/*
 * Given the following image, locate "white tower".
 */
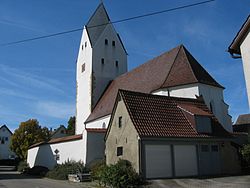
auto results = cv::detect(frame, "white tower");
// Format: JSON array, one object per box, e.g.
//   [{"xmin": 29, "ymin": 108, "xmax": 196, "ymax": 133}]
[{"xmin": 76, "ymin": 3, "xmax": 127, "ymax": 134}]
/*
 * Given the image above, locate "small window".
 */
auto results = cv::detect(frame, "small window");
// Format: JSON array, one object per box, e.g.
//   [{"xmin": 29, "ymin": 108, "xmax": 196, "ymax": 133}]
[
  {"xmin": 118, "ymin": 116, "xmax": 122, "ymax": 128},
  {"xmin": 115, "ymin": 61, "xmax": 118, "ymax": 67},
  {"xmin": 101, "ymin": 58, "xmax": 105, "ymax": 65},
  {"xmin": 85, "ymin": 41, "xmax": 87, "ymax": 47},
  {"xmin": 117, "ymin": 147, "xmax": 123, "ymax": 156},
  {"xmin": 60, "ymin": 130, "xmax": 65, "ymax": 134},
  {"xmin": 54, "ymin": 154, "xmax": 60, "ymax": 161},
  {"xmin": 81, "ymin": 63, "xmax": 85, "ymax": 73},
  {"xmin": 5, "ymin": 137, "xmax": 8, "ymax": 141},
  {"xmin": 82, "ymin": 45, "xmax": 84, "ymax": 50},
  {"xmin": 1, "ymin": 139, "xmax": 4, "ymax": 144},
  {"xmin": 2, "ymin": 128, "xmax": 5, "ymax": 132},
  {"xmin": 201, "ymin": 145, "xmax": 209, "ymax": 152},
  {"xmin": 102, "ymin": 122, "xmax": 106, "ymax": 128},
  {"xmin": 211, "ymin": 145, "xmax": 219, "ymax": 152},
  {"xmin": 105, "ymin": 39, "xmax": 108, "ymax": 45},
  {"xmin": 210, "ymin": 102, "xmax": 213, "ymax": 113},
  {"xmin": 112, "ymin": 41, "xmax": 116, "ymax": 46}
]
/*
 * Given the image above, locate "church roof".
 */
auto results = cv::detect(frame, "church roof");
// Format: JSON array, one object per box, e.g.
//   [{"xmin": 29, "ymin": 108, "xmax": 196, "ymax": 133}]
[
  {"xmin": 86, "ymin": 45, "xmax": 223, "ymax": 123},
  {"xmin": 106, "ymin": 90, "xmax": 230, "ymax": 138},
  {"xmin": 235, "ymin": 114, "xmax": 250, "ymax": 125},
  {"xmin": 86, "ymin": 3, "xmax": 110, "ymax": 46}
]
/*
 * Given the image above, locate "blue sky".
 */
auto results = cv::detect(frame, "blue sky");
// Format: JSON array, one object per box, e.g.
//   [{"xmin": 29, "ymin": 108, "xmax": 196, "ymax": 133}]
[{"xmin": 0, "ymin": 0, "xmax": 249, "ymax": 131}]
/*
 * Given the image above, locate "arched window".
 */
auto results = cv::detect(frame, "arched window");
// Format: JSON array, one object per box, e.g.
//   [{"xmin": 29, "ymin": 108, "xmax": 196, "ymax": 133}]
[{"xmin": 102, "ymin": 122, "xmax": 106, "ymax": 128}]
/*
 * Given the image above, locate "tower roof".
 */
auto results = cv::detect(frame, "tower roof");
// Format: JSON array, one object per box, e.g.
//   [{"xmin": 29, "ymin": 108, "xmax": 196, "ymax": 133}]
[
  {"xmin": 86, "ymin": 45, "xmax": 223, "ymax": 123},
  {"xmin": 86, "ymin": 3, "xmax": 110, "ymax": 46}
]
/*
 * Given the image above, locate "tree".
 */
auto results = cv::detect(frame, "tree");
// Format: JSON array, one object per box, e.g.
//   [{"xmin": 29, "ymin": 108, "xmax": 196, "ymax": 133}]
[
  {"xmin": 241, "ymin": 144, "xmax": 250, "ymax": 166},
  {"xmin": 67, "ymin": 116, "xmax": 75, "ymax": 135},
  {"xmin": 10, "ymin": 119, "xmax": 50, "ymax": 160}
]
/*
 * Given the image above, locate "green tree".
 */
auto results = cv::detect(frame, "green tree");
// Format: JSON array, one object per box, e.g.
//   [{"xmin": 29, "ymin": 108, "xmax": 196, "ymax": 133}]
[
  {"xmin": 10, "ymin": 119, "xmax": 49, "ymax": 160},
  {"xmin": 241, "ymin": 144, "xmax": 250, "ymax": 166},
  {"xmin": 67, "ymin": 116, "xmax": 75, "ymax": 135}
]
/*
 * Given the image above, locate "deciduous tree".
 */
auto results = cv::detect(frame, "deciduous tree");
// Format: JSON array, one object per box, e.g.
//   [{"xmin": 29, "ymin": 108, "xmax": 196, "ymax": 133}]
[{"xmin": 10, "ymin": 119, "xmax": 49, "ymax": 160}]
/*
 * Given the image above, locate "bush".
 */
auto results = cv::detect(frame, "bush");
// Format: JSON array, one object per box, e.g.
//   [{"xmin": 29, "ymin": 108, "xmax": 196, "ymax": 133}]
[
  {"xmin": 240, "ymin": 144, "xmax": 250, "ymax": 166},
  {"xmin": 46, "ymin": 160, "xmax": 86, "ymax": 180},
  {"xmin": 17, "ymin": 161, "xmax": 30, "ymax": 173},
  {"xmin": 92, "ymin": 159, "xmax": 142, "ymax": 188},
  {"xmin": 27, "ymin": 166, "xmax": 49, "ymax": 176}
]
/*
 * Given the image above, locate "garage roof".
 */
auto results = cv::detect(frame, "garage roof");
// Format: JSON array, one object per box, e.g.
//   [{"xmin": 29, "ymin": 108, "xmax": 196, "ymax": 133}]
[{"xmin": 117, "ymin": 90, "xmax": 230, "ymax": 138}]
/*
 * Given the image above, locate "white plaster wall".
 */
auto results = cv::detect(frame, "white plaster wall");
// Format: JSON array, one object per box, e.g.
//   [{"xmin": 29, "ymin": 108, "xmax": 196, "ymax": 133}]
[
  {"xmin": 92, "ymin": 24, "xmax": 127, "ymax": 107},
  {"xmin": 27, "ymin": 136, "xmax": 87, "ymax": 169},
  {"xmin": 198, "ymin": 84, "xmax": 232, "ymax": 131},
  {"xmin": 76, "ymin": 28, "xmax": 93, "ymax": 134},
  {"xmin": 240, "ymin": 31, "xmax": 250, "ymax": 108},
  {"xmin": 0, "ymin": 128, "xmax": 15, "ymax": 159},
  {"xmin": 152, "ymin": 84, "xmax": 199, "ymax": 99},
  {"xmin": 85, "ymin": 115, "xmax": 110, "ymax": 129},
  {"xmin": 86, "ymin": 132, "xmax": 105, "ymax": 165}
]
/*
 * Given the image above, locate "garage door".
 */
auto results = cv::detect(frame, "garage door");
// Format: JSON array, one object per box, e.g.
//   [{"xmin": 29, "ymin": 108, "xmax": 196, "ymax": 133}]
[
  {"xmin": 145, "ymin": 145, "xmax": 172, "ymax": 178},
  {"xmin": 174, "ymin": 145, "xmax": 198, "ymax": 177}
]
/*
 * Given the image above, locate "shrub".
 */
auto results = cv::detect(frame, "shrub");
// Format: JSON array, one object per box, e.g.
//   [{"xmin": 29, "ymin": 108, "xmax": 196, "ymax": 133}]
[
  {"xmin": 27, "ymin": 166, "xmax": 49, "ymax": 176},
  {"xmin": 91, "ymin": 159, "xmax": 142, "ymax": 188},
  {"xmin": 46, "ymin": 160, "xmax": 86, "ymax": 180},
  {"xmin": 240, "ymin": 144, "xmax": 250, "ymax": 166},
  {"xmin": 17, "ymin": 161, "xmax": 30, "ymax": 173}
]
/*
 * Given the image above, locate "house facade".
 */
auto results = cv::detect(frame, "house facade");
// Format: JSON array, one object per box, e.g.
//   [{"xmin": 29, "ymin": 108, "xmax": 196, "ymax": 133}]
[
  {"xmin": 27, "ymin": 3, "xmax": 235, "ymax": 174},
  {"xmin": 105, "ymin": 90, "xmax": 240, "ymax": 179},
  {"xmin": 228, "ymin": 15, "xmax": 250, "ymax": 108},
  {"xmin": 0, "ymin": 125, "xmax": 15, "ymax": 160}
]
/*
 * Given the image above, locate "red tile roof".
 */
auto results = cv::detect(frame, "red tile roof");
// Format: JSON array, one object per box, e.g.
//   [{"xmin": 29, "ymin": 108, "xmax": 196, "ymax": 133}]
[
  {"xmin": 86, "ymin": 128, "xmax": 107, "ymax": 133},
  {"xmin": 118, "ymin": 90, "xmax": 230, "ymax": 138},
  {"xmin": 86, "ymin": 45, "xmax": 223, "ymax": 123},
  {"xmin": 29, "ymin": 134, "xmax": 82, "ymax": 149}
]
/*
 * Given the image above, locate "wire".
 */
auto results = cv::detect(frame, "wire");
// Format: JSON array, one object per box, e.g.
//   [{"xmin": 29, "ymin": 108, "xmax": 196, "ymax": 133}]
[{"xmin": 1, "ymin": 0, "xmax": 215, "ymax": 46}]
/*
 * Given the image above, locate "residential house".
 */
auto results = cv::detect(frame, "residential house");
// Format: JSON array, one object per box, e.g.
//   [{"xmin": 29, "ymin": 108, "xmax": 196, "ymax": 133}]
[
  {"xmin": 0, "ymin": 125, "xmax": 15, "ymax": 159},
  {"xmin": 105, "ymin": 90, "xmax": 240, "ymax": 179},
  {"xmin": 228, "ymin": 15, "xmax": 250, "ymax": 108}
]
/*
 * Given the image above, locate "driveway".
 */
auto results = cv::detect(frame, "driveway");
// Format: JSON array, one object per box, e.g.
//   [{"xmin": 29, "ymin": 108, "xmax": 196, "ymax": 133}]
[{"xmin": 148, "ymin": 176, "xmax": 250, "ymax": 188}]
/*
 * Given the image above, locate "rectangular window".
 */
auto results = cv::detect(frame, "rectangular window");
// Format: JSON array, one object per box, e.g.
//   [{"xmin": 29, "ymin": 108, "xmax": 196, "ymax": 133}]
[
  {"xmin": 117, "ymin": 147, "xmax": 123, "ymax": 156},
  {"xmin": 211, "ymin": 145, "xmax": 219, "ymax": 152},
  {"xmin": 85, "ymin": 41, "xmax": 87, "ymax": 47},
  {"xmin": 115, "ymin": 60, "xmax": 118, "ymax": 67},
  {"xmin": 81, "ymin": 63, "xmax": 85, "ymax": 73},
  {"xmin": 201, "ymin": 145, "xmax": 209, "ymax": 152},
  {"xmin": 118, "ymin": 116, "xmax": 122, "ymax": 128},
  {"xmin": 112, "ymin": 41, "xmax": 116, "ymax": 46},
  {"xmin": 101, "ymin": 58, "xmax": 104, "ymax": 65},
  {"xmin": 5, "ymin": 137, "xmax": 8, "ymax": 141},
  {"xmin": 105, "ymin": 39, "xmax": 108, "ymax": 45}
]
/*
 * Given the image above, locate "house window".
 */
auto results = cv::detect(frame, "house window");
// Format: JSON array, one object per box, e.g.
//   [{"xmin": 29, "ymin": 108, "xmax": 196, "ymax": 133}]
[
  {"xmin": 81, "ymin": 63, "xmax": 85, "ymax": 73},
  {"xmin": 101, "ymin": 58, "xmax": 105, "ymax": 65},
  {"xmin": 117, "ymin": 147, "xmax": 123, "ymax": 156},
  {"xmin": 5, "ymin": 137, "xmax": 8, "ymax": 141},
  {"xmin": 1, "ymin": 139, "xmax": 4, "ymax": 144},
  {"xmin": 115, "ymin": 61, "xmax": 118, "ymax": 67},
  {"xmin": 201, "ymin": 145, "xmax": 209, "ymax": 152},
  {"xmin": 118, "ymin": 116, "xmax": 122, "ymax": 128},
  {"xmin": 112, "ymin": 41, "xmax": 116, "ymax": 47},
  {"xmin": 82, "ymin": 45, "xmax": 84, "ymax": 50},
  {"xmin": 211, "ymin": 145, "xmax": 219, "ymax": 152},
  {"xmin": 210, "ymin": 102, "xmax": 213, "ymax": 113},
  {"xmin": 85, "ymin": 41, "xmax": 87, "ymax": 47},
  {"xmin": 60, "ymin": 130, "xmax": 65, "ymax": 134},
  {"xmin": 105, "ymin": 39, "xmax": 108, "ymax": 45}
]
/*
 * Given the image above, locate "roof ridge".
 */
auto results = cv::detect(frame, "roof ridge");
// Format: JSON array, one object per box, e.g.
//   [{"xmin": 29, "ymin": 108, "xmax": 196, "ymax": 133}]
[{"xmin": 158, "ymin": 44, "xmax": 183, "ymax": 89}]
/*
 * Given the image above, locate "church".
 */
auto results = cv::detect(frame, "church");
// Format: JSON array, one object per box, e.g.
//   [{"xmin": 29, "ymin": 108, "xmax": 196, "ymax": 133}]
[{"xmin": 27, "ymin": 3, "xmax": 240, "ymax": 178}]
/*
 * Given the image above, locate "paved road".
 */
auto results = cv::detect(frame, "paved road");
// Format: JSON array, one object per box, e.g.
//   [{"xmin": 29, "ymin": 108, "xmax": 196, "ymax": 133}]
[
  {"xmin": 0, "ymin": 168, "xmax": 95, "ymax": 188},
  {"xmin": 1, "ymin": 166, "xmax": 250, "ymax": 188}
]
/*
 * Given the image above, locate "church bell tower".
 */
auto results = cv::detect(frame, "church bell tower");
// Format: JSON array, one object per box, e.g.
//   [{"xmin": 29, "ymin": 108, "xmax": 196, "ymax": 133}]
[{"xmin": 75, "ymin": 3, "xmax": 128, "ymax": 134}]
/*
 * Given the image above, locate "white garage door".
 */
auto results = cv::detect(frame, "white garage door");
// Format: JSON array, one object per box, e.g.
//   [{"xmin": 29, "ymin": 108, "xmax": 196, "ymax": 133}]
[
  {"xmin": 174, "ymin": 145, "xmax": 198, "ymax": 177},
  {"xmin": 145, "ymin": 145, "xmax": 172, "ymax": 178}
]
